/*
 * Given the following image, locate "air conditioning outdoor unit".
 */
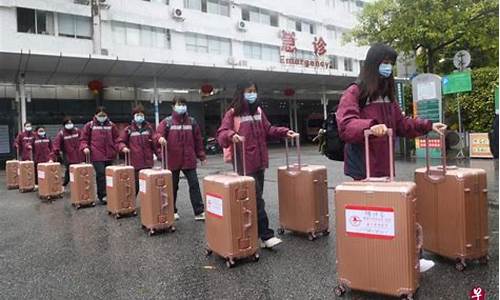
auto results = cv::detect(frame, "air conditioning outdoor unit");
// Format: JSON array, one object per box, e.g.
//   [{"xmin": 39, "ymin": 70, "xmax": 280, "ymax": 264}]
[
  {"xmin": 74, "ymin": 0, "xmax": 90, "ymax": 4},
  {"xmin": 237, "ymin": 20, "xmax": 248, "ymax": 31},
  {"xmin": 101, "ymin": 48, "xmax": 109, "ymax": 56},
  {"xmin": 172, "ymin": 7, "xmax": 185, "ymax": 20}
]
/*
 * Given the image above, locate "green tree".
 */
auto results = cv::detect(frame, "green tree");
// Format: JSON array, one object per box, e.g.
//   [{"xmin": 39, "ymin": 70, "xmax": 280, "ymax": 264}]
[
  {"xmin": 445, "ymin": 66, "xmax": 498, "ymax": 132},
  {"xmin": 345, "ymin": 0, "xmax": 499, "ymax": 73}
]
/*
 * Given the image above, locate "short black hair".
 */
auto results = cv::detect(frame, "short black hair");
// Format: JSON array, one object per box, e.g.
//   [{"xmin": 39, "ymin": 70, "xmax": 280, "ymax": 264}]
[
  {"xmin": 63, "ymin": 116, "xmax": 73, "ymax": 125},
  {"xmin": 24, "ymin": 121, "xmax": 31, "ymax": 126},
  {"xmin": 95, "ymin": 106, "xmax": 107, "ymax": 114},
  {"xmin": 132, "ymin": 104, "xmax": 145, "ymax": 114},
  {"xmin": 172, "ymin": 97, "xmax": 187, "ymax": 106},
  {"xmin": 35, "ymin": 126, "xmax": 45, "ymax": 131}
]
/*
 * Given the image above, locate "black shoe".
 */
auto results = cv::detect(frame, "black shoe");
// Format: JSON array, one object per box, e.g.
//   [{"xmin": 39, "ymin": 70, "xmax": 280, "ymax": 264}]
[{"xmin": 99, "ymin": 199, "xmax": 107, "ymax": 205}]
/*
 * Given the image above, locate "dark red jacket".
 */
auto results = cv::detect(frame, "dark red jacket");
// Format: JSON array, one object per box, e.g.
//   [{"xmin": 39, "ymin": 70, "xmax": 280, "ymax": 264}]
[
  {"xmin": 14, "ymin": 131, "xmax": 35, "ymax": 161},
  {"xmin": 52, "ymin": 128, "xmax": 85, "ymax": 164},
  {"xmin": 336, "ymin": 84, "xmax": 432, "ymax": 179},
  {"xmin": 33, "ymin": 134, "xmax": 53, "ymax": 164},
  {"xmin": 156, "ymin": 112, "xmax": 206, "ymax": 171},
  {"xmin": 79, "ymin": 118, "xmax": 119, "ymax": 162},
  {"xmin": 217, "ymin": 102, "xmax": 289, "ymax": 175},
  {"xmin": 118, "ymin": 121, "xmax": 158, "ymax": 170}
]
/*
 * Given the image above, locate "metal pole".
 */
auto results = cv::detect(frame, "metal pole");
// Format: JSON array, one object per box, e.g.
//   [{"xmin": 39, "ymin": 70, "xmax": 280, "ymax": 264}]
[
  {"xmin": 19, "ymin": 77, "xmax": 27, "ymax": 127},
  {"xmin": 322, "ymin": 92, "xmax": 328, "ymax": 120},
  {"xmin": 456, "ymin": 94, "xmax": 465, "ymax": 159},
  {"xmin": 153, "ymin": 77, "xmax": 159, "ymax": 127},
  {"xmin": 293, "ymin": 99, "xmax": 298, "ymax": 145},
  {"xmin": 91, "ymin": 0, "xmax": 102, "ymax": 55}
]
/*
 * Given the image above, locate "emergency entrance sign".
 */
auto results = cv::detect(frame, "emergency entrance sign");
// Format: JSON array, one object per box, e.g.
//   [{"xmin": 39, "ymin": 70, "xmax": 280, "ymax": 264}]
[
  {"xmin": 206, "ymin": 193, "xmax": 223, "ymax": 218},
  {"xmin": 345, "ymin": 205, "xmax": 395, "ymax": 239}
]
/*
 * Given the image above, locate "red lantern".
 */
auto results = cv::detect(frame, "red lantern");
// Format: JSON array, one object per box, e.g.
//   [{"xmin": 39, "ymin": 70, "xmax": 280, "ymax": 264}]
[
  {"xmin": 284, "ymin": 88, "xmax": 295, "ymax": 97},
  {"xmin": 201, "ymin": 84, "xmax": 214, "ymax": 95},
  {"xmin": 88, "ymin": 80, "xmax": 103, "ymax": 95}
]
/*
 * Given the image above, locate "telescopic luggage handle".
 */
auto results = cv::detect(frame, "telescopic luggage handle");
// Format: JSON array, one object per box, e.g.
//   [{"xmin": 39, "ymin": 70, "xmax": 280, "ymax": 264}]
[
  {"xmin": 424, "ymin": 134, "xmax": 447, "ymax": 182},
  {"xmin": 85, "ymin": 151, "xmax": 90, "ymax": 164},
  {"xmin": 124, "ymin": 151, "xmax": 131, "ymax": 166},
  {"xmin": 285, "ymin": 134, "xmax": 301, "ymax": 170},
  {"xmin": 233, "ymin": 140, "xmax": 246, "ymax": 176},
  {"xmin": 364, "ymin": 128, "xmax": 394, "ymax": 181},
  {"xmin": 160, "ymin": 143, "xmax": 167, "ymax": 170}
]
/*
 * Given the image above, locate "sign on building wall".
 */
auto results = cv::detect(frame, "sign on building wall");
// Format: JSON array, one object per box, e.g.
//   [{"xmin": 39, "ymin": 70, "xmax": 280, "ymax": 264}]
[{"xmin": 279, "ymin": 31, "xmax": 331, "ymax": 69}]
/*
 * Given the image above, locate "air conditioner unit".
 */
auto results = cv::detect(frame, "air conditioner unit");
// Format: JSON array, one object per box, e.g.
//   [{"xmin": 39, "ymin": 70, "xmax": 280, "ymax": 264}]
[
  {"xmin": 237, "ymin": 20, "xmax": 248, "ymax": 32},
  {"xmin": 172, "ymin": 7, "xmax": 185, "ymax": 20},
  {"xmin": 101, "ymin": 48, "xmax": 109, "ymax": 56},
  {"xmin": 74, "ymin": 0, "xmax": 89, "ymax": 4}
]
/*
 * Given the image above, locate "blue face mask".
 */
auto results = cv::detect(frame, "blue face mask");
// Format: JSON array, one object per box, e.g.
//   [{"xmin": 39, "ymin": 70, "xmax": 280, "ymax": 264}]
[
  {"xmin": 378, "ymin": 63, "xmax": 393, "ymax": 78},
  {"xmin": 244, "ymin": 92, "xmax": 258, "ymax": 104},
  {"xmin": 134, "ymin": 114, "xmax": 145, "ymax": 124},
  {"xmin": 174, "ymin": 105, "xmax": 187, "ymax": 114}
]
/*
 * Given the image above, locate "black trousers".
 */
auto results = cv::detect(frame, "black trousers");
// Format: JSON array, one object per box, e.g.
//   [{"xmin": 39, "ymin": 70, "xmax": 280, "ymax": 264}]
[
  {"xmin": 248, "ymin": 169, "xmax": 274, "ymax": 241},
  {"xmin": 63, "ymin": 162, "xmax": 70, "ymax": 186},
  {"xmin": 172, "ymin": 169, "xmax": 204, "ymax": 215},
  {"xmin": 92, "ymin": 161, "xmax": 112, "ymax": 201}
]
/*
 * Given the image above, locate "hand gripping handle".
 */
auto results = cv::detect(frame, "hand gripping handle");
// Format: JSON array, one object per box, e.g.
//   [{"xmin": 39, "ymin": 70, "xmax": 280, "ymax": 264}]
[{"xmin": 363, "ymin": 128, "xmax": 394, "ymax": 181}]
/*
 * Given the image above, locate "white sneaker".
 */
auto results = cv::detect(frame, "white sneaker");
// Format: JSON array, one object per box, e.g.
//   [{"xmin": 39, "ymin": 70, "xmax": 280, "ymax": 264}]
[
  {"xmin": 194, "ymin": 212, "xmax": 205, "ymax": 221},
  {"xmin": 260, "ymin": 237, "xmax": 283, "ymax": 249},
  {"xmin": 419, "ymin": 259, "xmax": 435, "ymax": 272},
  {"xmin": 174, "ymin": 213, "xmax": 180, "ymax": 220}
]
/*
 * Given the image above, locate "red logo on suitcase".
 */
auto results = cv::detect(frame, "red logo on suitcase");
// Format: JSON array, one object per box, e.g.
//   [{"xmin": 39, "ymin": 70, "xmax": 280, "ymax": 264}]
[{"xmin": 469, "ymin": 287, "xmax": 485, "ymax": 300}]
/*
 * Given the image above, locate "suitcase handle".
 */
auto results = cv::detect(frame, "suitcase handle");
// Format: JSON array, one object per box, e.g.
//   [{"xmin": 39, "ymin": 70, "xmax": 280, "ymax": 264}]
[
  {"xmin": 124, "ymin": 151, "xmax": 131, "ymax": 166},
  {"xmin": 85, "ymin": 152, "xmax": 90, "ymax": 164},
  {"xmin": 285, "ymin": 134, "xmax": 301, "ymax": 170},
  {"xmin": 233, "ymin": 140, "xmax": 246, "ymax": 176},
  {"xmin": 363, "ymin": 128, "xmax": 394, "ymax": 181},
  {"xmin": 160, "ymin": 143, "xmax": 167, "ymax": 170},
  {"xmin": 424, "ymin": 134, "xmax": 447, "ymax": 182}
]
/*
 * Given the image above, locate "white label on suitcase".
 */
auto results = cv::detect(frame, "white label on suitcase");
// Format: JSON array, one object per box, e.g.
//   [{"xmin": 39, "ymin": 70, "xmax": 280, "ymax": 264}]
[
  {"xmin": 70, "ymin": 172, "xmax": 74, "ymax": 182},
  {"xmin": 206, "ymin": 193, "xmax": 223, "ymax": 218},
  {"xmin": 345, "ymin": 205, "xmax": 395, "ymax": 239},
  {"xmin": 139, "ymin": 179, "xmax": 146, "ymax": 193},
  {"xmin": 38, "ymin": 171, "xmax": 45, "ymax": 179},
  {"xmin": 106, "ymin": 176, "xmax": 113, "ymax": 188}
]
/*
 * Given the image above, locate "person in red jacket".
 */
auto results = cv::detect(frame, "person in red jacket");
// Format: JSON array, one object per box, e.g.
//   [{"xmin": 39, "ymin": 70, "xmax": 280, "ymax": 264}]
[
  {"xmin": 33, "ymin": 126, "xmax": 53, "ymax": 184},
  {"xmin": 118, "ymin": 104, "xmax": 158, "ymax": 195},
  {"xmin": 14, "ymin": 121, "xmax": 35, "ymax": 161},
  {"xmin": 157, "ymin": 97, "xmax": 206, "ymax": 221},
  {"xmin": 336, "ymin": 43, "xmax": 447, "ymax": 180},
  {"xmin": 217, "ymin": 81, "xmax": 298, "ymax": 249},
  {"xmin": 52, "ymin": 117, "xmax": 85, "ymax": 186},
  {"xmin": 80, "ymin": 106, "xmax": 119, "ymax": 205}
]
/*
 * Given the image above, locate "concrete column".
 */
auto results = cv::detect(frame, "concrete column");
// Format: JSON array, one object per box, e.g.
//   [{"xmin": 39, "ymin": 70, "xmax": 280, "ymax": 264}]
[
  {"xmin": 322, "ymin": 92, "xmax": 328, "ymax": 120},
  {"xmin": 19, "ymin": 78, "xmax": 27, "ymax": 127},
  {"xmin": 91, "ymin": 0, "xmax": 102, "ymax": 55},
  {"xmin": 153, "ymin": 77, "xmax": 159, "ymax": 127}
]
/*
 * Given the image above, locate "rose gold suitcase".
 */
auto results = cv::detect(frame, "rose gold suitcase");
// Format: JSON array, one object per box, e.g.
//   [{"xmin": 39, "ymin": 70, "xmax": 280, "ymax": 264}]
[
  {"xmin": 415, "ymin": 136, "xmax": 489, "ymax": 271},
  {"xmin": 277, "ymin": 136, "xmax": 329, "ymax": 240},
  {"xmin": 106, "ymin": 153, "xmax": 137, "ymax": 218},
  {"xmin": 70, "ymin": 154, "xmax": 97, "ymax": 209},
  {"xmin": 334, "ymin": 130, "xmax": 421, "ymax": 300},
  {"xmin": 203, "ymin": 141, "xmax": 259, "ymax": 268},
  {"xmin": 6, "ymin": 159, "xmax": 19, "ymax": 189},
  {"xmin": 19, "ymin": 160, "xmax": 35, "ymax": 193},
  {"xmin": 139, "ymin": 144, "xmax": 175, "ymax": 236},
  {"xmin": 37, "ymin": 162, "xmax": 64, "ymax": 201}
]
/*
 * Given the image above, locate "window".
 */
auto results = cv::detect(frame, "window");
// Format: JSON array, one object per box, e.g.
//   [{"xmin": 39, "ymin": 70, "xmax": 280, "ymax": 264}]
[
  {"xmin": 243, "ymin": 42, "xmax": 279, "ymax": 61},
  {"xmin": 186, "ymin": 33, "xmax": 230, "ymax": 55},
  {"xmin": 112, "ymin": 22, "xmax": 171, "ymax": 48},
  {"xmin": 344, "ymin": 58, "xmax": 353, "ymax": 72},
  {"xmin": 184, "ymin": 0, "xmax": 229, "ymax": 16},
  {"xmin": 241, "ymin": 6, "xmax": 278, "ymax": 27},
  {"xmin": 297, "ymin": 50, "xmax": 315, "ymax": 60},
  {"xmin": 290, "ymin": 19, "xmax": 315, "ymax": 34},
  {"xmin": 58, "ymin": 14, "xmax": 91, "ymax": 39},
  {"xmin": 329, "ymin": 55, "xmax": 338, "ymax": 69},
  {"xmin": 17, "ymin": 8, "xmax": 54, "ymax": 35},
  {"xmin": 143, "ymin": 0, "xmax": 169, "ymax": 4},
  {"xmin": 295, "ymin": 21, "xmax": 302, "ymax": 32}
]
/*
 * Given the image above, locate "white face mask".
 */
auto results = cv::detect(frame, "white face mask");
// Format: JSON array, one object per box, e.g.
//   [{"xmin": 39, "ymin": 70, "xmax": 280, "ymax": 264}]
[
  {"xmin": 25, "ymin": 126, "xmax": 32, "ymax": 132},
  {"xmin": 174, "ymin": 105, "xmax": 187, "ymax": 114},
  {"xmin": 96, "ymin": 115, "xmax": 107, "ymax": 123},
  {"xmin": 65, "ymin": 123, "xmax": 74, "ymax": 130}
]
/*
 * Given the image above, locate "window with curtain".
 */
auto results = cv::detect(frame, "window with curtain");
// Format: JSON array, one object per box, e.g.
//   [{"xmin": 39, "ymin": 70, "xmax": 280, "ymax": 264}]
[
  {"xmin": 185, "ymin": 0, "xmax": 229, "ymax": 16},
  {"xmin": 329, "ymin": 55, "xmax": 338, "ymax": 69},
  {"xmin": 112, "ymin": 22, "xmax": 170, "ymax": 48},
  {"xmin": 17, "ymin": 8, "xmax": 54, "ymax": 35},
  {"xmin": 243, "ymin": 42, "xmax": 279, "ymax": 61},
  {"xmin": 126, "ymin": 24, "xmax": 140, "ymax": 46},
  {"xmin": 186, "ymin": 33, "xmax": 230, "ymax": 55},
  {"xmin": 344, "ymin": 58, "xmax": 353, "ymax": 71},
  {"xmin": 58, "ymin": 14, "xmax": 91, "ymax": 39},
  {"xmin": 242, "ymin": 6, "xmax": 278, "ymax": 27}
]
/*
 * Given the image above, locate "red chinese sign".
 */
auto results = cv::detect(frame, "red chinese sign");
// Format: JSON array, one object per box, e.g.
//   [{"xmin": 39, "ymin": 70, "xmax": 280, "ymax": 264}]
[
  {"xmin": 313, "ymin": 37, "xmax": 327, "ymax": 56},
  {"xmin": 469, "ymin": 286, "xmax": 485, "ymax": 300},
  {"xmin": 281, "ymin": 30, "xmax": 297, "ymax": 53}
]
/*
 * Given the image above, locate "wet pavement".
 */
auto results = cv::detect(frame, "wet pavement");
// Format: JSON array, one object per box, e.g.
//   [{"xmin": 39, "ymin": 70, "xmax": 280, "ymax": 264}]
[{"xmin": 0, "ymin": 145, "xmax": 498, "ymax": 300}]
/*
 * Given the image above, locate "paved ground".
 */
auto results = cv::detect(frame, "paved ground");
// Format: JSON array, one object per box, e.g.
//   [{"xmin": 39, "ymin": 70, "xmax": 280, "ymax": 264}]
[{"xmin": 0, "ymin": 146, "xmax": 498, "ymax": 300}]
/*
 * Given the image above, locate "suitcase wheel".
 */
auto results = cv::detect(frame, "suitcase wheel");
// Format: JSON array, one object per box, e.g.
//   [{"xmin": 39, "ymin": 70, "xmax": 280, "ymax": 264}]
[
  {"xmin": 205, "ymin": 248, "xmax": 212, "ymax": 257},
  {"xmin": 225, "ymin": 259, "xmax": 236, "ymax": 268},
  {"xmin": 170, "ymin": 226, "xmax": 176, "ymax": 233},
  {"xmin": 479, "ymin": 255, "xmax": 489, "ymax": 265},
  {"xmin": 251, "ymin": 253, "xmax": 260, "ymax": 262},
  {"xmin": 400, "ymin": 293, "xmax": 414, "ymax": 300},
  {"xmin": 277, "ymin": 227, "xmax": 285, "ymax": 235},
  {"xmin": 91, "ymin": 202, "xmax": 96, "ymax": 207},
  {"xmin": 308, "ymin": 232, "xmax": 317, "ymax": 241},
  {"xmin": 323, "ymin": 230, "xmax": 330, "ymax": 236},
  {"xmin": 455, "ymin": 260, "xmax": 466, "ymax": 272},
  {"xmin": 132, "ymin": 211, "xmax": 138, "ymax": 217},
  {"xmin": 334, "ymin": 285, "xmax": 346, "ymax": 297},
  {"xmin": 148, "ymin": 229, "xmax": 155, "ymax": 236},
  {"xmin": 115, "ymin": 214, "xmax": 121, "ymax": 220}
]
